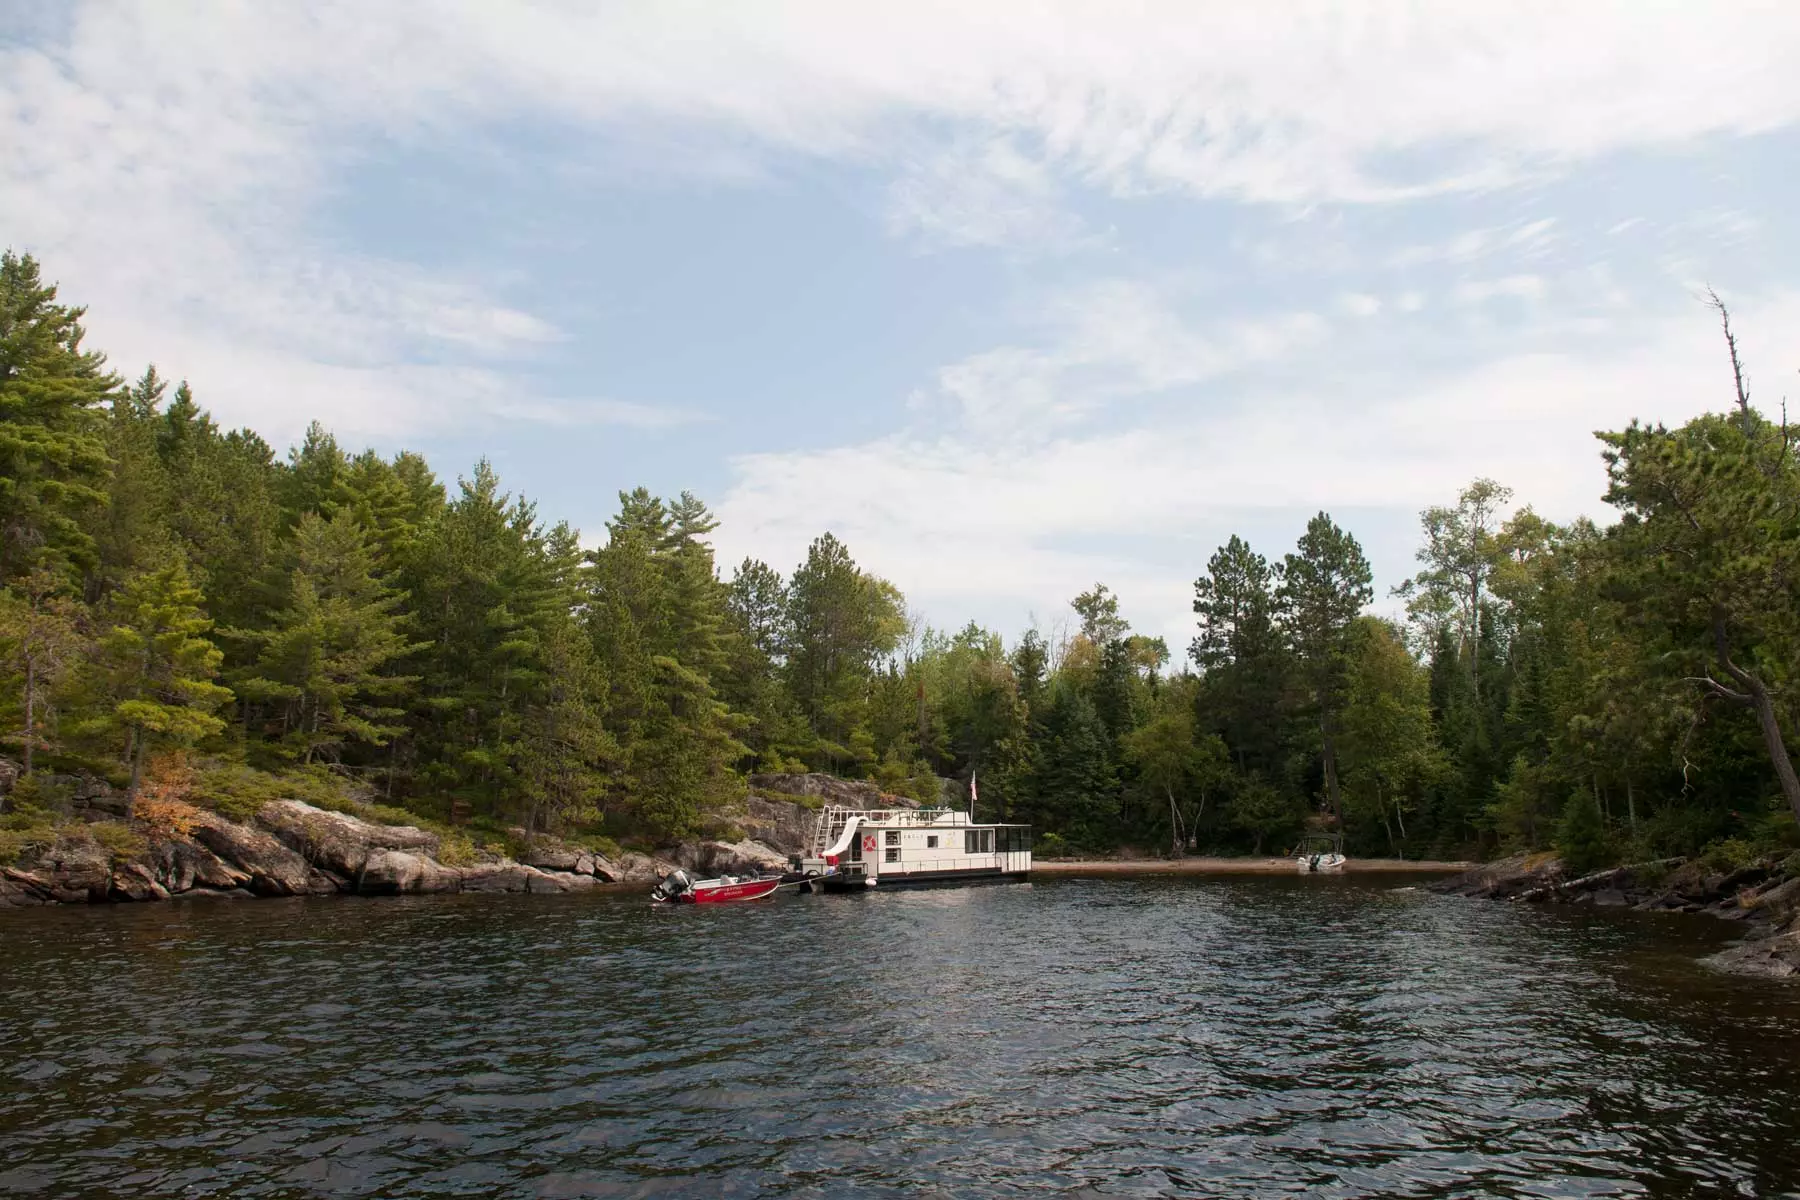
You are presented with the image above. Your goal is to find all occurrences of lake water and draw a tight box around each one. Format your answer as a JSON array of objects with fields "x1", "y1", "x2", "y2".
[{"x1": 4, "y1": 875, "x2": 1800, "y2": 1198}]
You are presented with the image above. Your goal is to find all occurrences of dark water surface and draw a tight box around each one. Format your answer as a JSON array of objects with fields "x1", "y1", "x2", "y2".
[{"x1": 5, "y1": 876, "x2": 1800, "y2": 1198}]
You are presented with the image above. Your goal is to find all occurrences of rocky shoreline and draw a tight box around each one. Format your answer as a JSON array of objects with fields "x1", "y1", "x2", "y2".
[
  {"x1": 0, "y1": 772, "x2": 914, "y2": 910},
  {"x1": 1429, "y1": 852, "x2": 1800, "y2": 979}
]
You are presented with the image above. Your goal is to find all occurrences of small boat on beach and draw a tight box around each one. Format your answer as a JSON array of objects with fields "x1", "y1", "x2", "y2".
[
  {"x1": 1296, "y1": 833, "x2": 1346, "y2": 873},
  {"x1": 650, "y1": 869, "x2": 783, "y2": 904}
]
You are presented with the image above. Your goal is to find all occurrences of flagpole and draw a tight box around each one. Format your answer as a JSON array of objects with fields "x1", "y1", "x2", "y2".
[{"x1": 969, "y1": 767, "x2": 977, "y2": 822}]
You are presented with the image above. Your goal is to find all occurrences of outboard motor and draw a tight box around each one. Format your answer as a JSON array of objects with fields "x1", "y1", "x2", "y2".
[{"x1": 651, "y1": 869, "x2": 693, "y2": 903}]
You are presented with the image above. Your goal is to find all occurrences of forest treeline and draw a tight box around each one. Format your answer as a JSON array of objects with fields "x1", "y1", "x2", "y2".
[{"x1": 3, "y1": 249, "x2": 1798, "y2": 865}]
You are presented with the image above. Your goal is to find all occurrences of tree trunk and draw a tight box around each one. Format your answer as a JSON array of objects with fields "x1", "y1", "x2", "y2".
[
  {"x1": 1377, "y1": 780, "x2": 1395, "y2": 856},
  {"x1": 1624, "y1": 775, "x2": 1638, "y2": 833},
  {"x1": 1167, "y1": 783, "x2": 1182, "y2": 859},
  {"x1": 1750, "y1": 682, "x2": 1800, "y2": 825},
  {"x1": 1319, "y1": 702, "x2": 1345, "y2": 843},
  {"x1": 22, "y1": 656, "x2": 35, "y2": 777},
  {"x1": 1702, "y1": 607, "x2": 1800, "y2": 825}
]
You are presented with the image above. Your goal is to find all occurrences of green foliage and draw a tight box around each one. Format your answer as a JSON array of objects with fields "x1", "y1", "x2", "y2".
[
  {"x1": 1699, "y1": 837, "x2": 1758, "y2": 875},
  {"x1": 1556, "y1": 791, "x2": 1611, "y2": 877},
  {"x1": 87, "y1": 820, "x2": 146, "y2": 864},
  {"x1": 233, "y1": 510, "x2": 421, "y2": 764},
  {"x1": 0, "y1": 798, "x2": 60, "y2": 865},
  {"x1": 0, "y1": 251, "x2": 115, "y2": 585},
  {"x1": 3, "y1": 251, "x2": 1796, "y2": 870},
  {"x1": 88, "y1": 561, "x2": 233, "y2": 794}
]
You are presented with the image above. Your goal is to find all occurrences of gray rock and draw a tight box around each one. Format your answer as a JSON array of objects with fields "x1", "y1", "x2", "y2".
[
  {"x1": 180, "y1": 887, "x2": 255, "y2": 900},
  {"x1": 34, "y1": 838, "x2": 113, "y2": 902},
  {"x1": 190, "y1": 813, "x2": 334, "y2": 897},
  {"x1": 110, "y1": 863, "x2": 170, "y2": 903},
  {"x1": 0, "y1": 868, "x2": 49, "y2": 907},
  {"x1": 516, "y1": 839, "x2": 584, "y2": 872},
  {"x1": 1707, "y1": 922, "x2": 1800, "y2": 978},
  {"x1": 149, "y1": 837, "x2": 251, "y2": 894},
  {"x1": 611, "y1": 852, "x2": 679, "y2": 884},
  {"x1": 669, "y1": 839, "x2": 789, "y2": 876},
  {"x1": 357, "y1": 850, "x2": 462, "y2": 895},
  {"x1": 460, "y1": 864, "x2": 538, "y2": 893},
  {"x1": 257, "y1": 799, "x2": 440, "y2": 877},
  {"x1": 741, "y1": 795, "x2": 816, "y2": 856},
  {"x1": 746, "y1": 772, "x2": 918, "y2": 810}
]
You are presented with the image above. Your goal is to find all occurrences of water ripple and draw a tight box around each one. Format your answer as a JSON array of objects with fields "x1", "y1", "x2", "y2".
[{"x1": 5, "y1": 876, "x2": 1800, "y2": 1197}]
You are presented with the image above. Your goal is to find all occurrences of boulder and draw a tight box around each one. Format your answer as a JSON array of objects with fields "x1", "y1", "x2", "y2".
[
  {"x1": 0, "y1": 868, "x2": 50, "y2": 907},
  {"x1": 669, "y1": 839, "x2": 790, "y2": 876},
  {"x1": 1707, "y1": 919, "x2": 1800, "y2": 979},
  {"x1": 70, "y1": 777, "x2": 129, "y2": 820},
  {"x1": 257, "y1": 800, "x2": 440, "y2": 877},
  {"x1": 460, "y1": 863, "x2": 544, "y2": 893},
  {"x1": 516, "y1": 840, "x2": 582, "y2": 873},
  {"x1": 33, "y1": 838, "x2": 113, "y2": 902},
  {"x1": 741, "y1": 795, "x2": 816, "y2": 856},
  {"x1": 1428, "y1": 854, "x2": 1565, "y2": 900},
  {"x1": 110, "y1": 862, "x2": 170, "y2": 903},
  {"x1": 357, "y1": 850, "x2": 462, "y2": 896},
  {"x1": 574, "y1": 853, "x2": 619, "y2": 883},
  {"x1": 190, "y1": 812, "x2": 336, "y2": 897},
  {"x1": 148, "y1": 837, "x2": 251, "y2": 894},
  {"x1": 611, "y1": 851, "x2": 679, "y2": 884}
]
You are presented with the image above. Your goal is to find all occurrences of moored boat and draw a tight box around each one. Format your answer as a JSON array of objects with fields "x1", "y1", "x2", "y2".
[
  {"x1": 651, "y1": 869, "x2": 783, "y2": 904},
  {"x1": 792, "y1": 803, "x2": 1032, "y2": 892},
  {"x1": 1295, "y1": 833, "x2": 1346, "y2": 873}
]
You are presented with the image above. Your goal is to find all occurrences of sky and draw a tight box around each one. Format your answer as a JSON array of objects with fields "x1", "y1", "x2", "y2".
[{"x1": 3, "y1": 1, "x2": 1799, "y2": 655}]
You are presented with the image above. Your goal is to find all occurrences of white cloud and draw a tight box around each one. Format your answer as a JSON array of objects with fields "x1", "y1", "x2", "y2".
[
  {"x1": 1341, "y1": 293, "x2": 1383, "y2": 317},
  {"x1": 887, "y1": 136, "x2": 1088, "y2": 250},
  {"x1": 922, "y1": 280, "x2": 1330, "y2": 438},
  {"x1": 6, "y1": 2, "x2": 1799, "y2": 444},
  {"x1": 716, "y1": 289, "x2": 1800, "y2": 650},
  {"x1": 1452, "y1": 274, "x2": 1549, "y2": 306}
]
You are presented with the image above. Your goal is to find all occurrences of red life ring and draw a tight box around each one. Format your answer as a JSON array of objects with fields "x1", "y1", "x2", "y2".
[{"x1": 862, "y1": 834, "x2": 878, "y2": 853}]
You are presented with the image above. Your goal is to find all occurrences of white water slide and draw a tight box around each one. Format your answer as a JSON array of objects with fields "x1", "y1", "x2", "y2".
[{"x1": 820, "y1": 814, "x2": 864, "y2": 858}]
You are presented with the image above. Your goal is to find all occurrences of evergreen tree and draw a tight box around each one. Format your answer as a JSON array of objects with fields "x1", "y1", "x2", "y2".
[
  {"x1": 237, "y1": 510, "x2": 421, "y2": 764},
  {"x1": 90, "y1": 561, "x2": 233, "y2": 799},
  {"x1": 1277, "y1": 512, "x2": 1374, "y2": 843},
  {"x1": 0, "y1": 251, "x2": 115, "y2": 585},
  {"x1": 0, "y1": 568, "x2": 85, "y2": 781}
]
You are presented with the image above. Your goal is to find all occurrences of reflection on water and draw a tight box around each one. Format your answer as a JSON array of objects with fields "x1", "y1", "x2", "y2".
[{"x1": 4, "y1": 876, "x2": 1800, "y2": 1197}]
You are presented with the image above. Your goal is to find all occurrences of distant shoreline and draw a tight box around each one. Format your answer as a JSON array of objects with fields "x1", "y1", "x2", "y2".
[{"x1": 1032, "y1": 856, "x2": 1471, "y2": 876}]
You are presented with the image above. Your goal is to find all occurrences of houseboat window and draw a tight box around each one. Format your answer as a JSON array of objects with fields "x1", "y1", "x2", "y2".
[
  {"x1": 926, "y1": 835, "x2": 938, "y2": 848},
  {"x1": 884, "y1": 847, "x2": 900, "y2": 863},
  {"x1": 884, "y1": 830, "x2": 901, "y2": 847},
  {"x1": 964, "y1": 829, "x2": 996, "y2": 854}
]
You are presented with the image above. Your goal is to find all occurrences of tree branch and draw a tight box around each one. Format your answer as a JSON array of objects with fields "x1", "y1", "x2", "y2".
[{"x1": 1686, "y1": 674, "x2": 1751, "y2": 706}]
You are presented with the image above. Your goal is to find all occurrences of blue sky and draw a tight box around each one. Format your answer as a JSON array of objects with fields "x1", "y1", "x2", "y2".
[{"x1": 4, "y1": 2, "x2": 1799, "y2": 653}]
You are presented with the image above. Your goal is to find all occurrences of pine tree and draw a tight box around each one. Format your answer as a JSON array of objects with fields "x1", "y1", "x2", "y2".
[
  {"x1": 92, "y1": 561, "x2": 233, "y2": 799},
  {"x1": 237, "y1": 510, "x2": 422, "y2": 764},
  {"x1": 1277, "y1": 512, "x2": 1374, "y2": 843},
  {"x1": 0, "y1": 568, "x2": 85, "y2": 781},
  {"x1": 0, "y1": 251, "x2": 116, "y2": 585}
]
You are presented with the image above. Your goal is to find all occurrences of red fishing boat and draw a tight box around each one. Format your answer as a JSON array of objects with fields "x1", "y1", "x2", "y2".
[{"x1": 651, "y1": 869, "x2": 783, "y2": 904}]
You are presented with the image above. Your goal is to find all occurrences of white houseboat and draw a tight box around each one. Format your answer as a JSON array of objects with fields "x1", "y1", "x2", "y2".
[{"x1": 794, "y1": 805, "x2": 1032, "y2": 891}]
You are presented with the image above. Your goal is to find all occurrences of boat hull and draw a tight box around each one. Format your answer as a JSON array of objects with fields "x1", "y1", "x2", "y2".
[
  {"x1": 685, "y1": 878, "x2": 782, "y2": 903},
  {"x1": 816, "y1": 867, "x2": 1029, "y2": 893}
]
